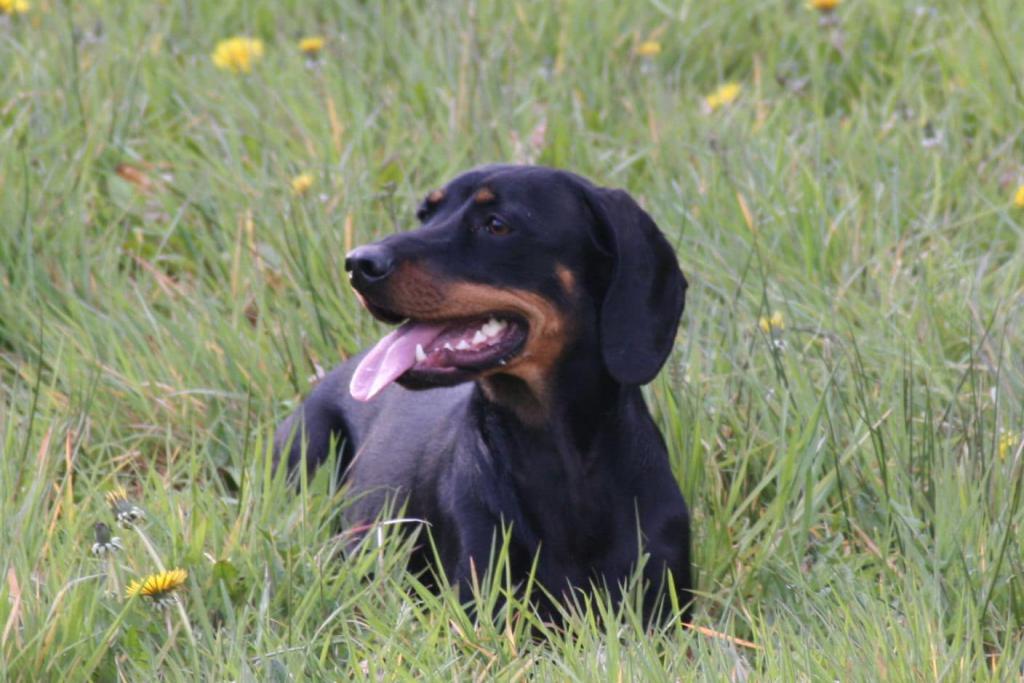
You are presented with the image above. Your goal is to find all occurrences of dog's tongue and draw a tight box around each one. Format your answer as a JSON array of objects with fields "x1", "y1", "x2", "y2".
[{"x1": 349, "y1": 321, "x2": 447, "y2": 401}]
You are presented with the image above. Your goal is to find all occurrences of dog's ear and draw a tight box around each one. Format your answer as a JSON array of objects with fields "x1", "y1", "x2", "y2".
[{"x1": 584, "y1": 186, "x2": 687, "y2": 385}]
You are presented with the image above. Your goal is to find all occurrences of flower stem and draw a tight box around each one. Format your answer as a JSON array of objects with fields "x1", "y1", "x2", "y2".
[
  {"x1": 174, "y1": 597, "x2": 197, "y2": 648},
  {"x1": 132, "y1": 525, "x2": 197, "y2": 648},
  {"x1": 106, "y1": 554, "x2": 120, "y2": 597},
  {"x1": 132, "y1": 525, "x2": 166, "y2": 572}
]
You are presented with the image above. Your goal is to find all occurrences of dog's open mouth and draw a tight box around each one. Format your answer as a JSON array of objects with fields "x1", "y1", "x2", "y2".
[{"x1": 350, "y1": 314, "x2": 528, "y2": 401}]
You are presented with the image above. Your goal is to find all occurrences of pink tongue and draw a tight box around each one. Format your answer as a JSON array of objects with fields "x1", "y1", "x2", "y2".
[{"x1": 349, "y1": 321, "x2": 448, "y2": 401}]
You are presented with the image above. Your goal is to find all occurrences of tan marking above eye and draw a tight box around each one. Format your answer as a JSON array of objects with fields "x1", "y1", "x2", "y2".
[
  {"x1": 427, "y1": 189, "x2": 445, "y2": 204},
  {"x1": 555, "y1": 264, "x2": 576, "y2": 295},
  {"x1": 474, "y1": 187, "x2": 496, "y2": 204}
]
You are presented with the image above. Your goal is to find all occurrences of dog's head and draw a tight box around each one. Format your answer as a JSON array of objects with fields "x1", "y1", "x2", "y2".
[{"x1": 345, "y1": 165, "x2": 687, "y2": 404}]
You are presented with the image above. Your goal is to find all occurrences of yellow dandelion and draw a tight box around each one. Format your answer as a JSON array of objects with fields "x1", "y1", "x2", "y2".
[
  {"x1": 705, "y1": 82, "x2": 742, "y2": 112},
  {"x1": 299, "y1": 36, "x2": 325, "y2": 55},
  {"x1": 126, "y1": 568, "x2": 188, "y2": 608},
  {"x1": 758, "y1": 311, "x2": 785, "y2": 334},
  {"x1": 999, "y1": 431, "x2": 1019, "y2": 460},
  {"x1": 211, "y1": 36, "x2": 265, "y2": 74},
  {"x1": 808, "y1": 0, "x2": 841, "y2": 10},
  {"x1": 1014, "y1": 184, "x2": 1024, "y2": 208},
  {"x1": 291, "y1": 173, "x2": 314, "y2": 196},
  {"x1": 635, "y1": 41, "x2": 662, "y2": 58},
  {"x1": 0, "y1": 0, "x2": 29, "y2": 14}
]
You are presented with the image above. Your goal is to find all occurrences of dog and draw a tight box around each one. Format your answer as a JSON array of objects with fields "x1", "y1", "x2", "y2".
[{"x1": 275, "y1": 165, "x2": 691, "y2": 623}]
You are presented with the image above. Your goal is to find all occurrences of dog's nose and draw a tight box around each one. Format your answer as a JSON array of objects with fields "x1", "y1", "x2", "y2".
[{"x1": 345, "y1": 245, "x2": 395, "y2": 285}]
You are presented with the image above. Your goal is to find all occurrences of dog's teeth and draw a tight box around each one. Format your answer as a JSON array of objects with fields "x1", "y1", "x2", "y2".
[
  {"x1": 415, "y1": 344, "x2": 427, "y2": 362},
  {"x1": 444, "y1": 343, "x2": 454, "y2": 351},
  {"x1": 456, "y1": 340, "x2": 471, "y2": 350},
  {"x1": 472, "y1": 330, "x2": 487, "y2": 344},
  {"x1": 481, "y1": 318, "x2": 505, "y2": 337}
]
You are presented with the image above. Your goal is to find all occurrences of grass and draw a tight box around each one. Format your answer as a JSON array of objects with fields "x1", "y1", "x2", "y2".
[{"x1": 2, "y1": 0, "x2": 1023, "y2": 679}]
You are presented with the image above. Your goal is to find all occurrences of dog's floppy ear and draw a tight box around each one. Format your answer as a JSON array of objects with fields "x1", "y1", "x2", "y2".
[{"x1": 585, "y1": 186, "x2": 687, "y2": 385}]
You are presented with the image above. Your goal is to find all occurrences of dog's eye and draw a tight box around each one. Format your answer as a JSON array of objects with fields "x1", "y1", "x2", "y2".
[{"x1": 484, "y1": 215, "x2": 511, "y2": 236}]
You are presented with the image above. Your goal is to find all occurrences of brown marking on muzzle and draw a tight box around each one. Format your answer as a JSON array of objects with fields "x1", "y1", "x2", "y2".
[
  {"x1": 366, "y1": 262, "x2": 573, "y2": 418},
  {"x1": 371, "y1": 261, "x2": 448, "y2": 314},
  {"x1": 427, "y1": 189, "x2": 445, "y2": 204}
]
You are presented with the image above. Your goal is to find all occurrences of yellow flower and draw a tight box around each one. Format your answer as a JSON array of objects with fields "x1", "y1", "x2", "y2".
[
  {"x1": 635, "y1": 41, "x2": 662, "y2": 58},
  {"x1": 808, "y1": 0, "x2": 841, "y2": 10},
  {"x1": 299, "y1": 36, "x2": 325, "y2": 55},
  {"x1": 999, "y1": 431, "x2": 1019, "y2": 460},
  {"x1": 0, "y1": 0, "x2": 29, "y2": 14},
  {"x1": 705, "y1": 82, "x2": 742, "y2": 112},
  {"x1": 211, "y1": 37, "x2": 265, "y2": 74},
  {"x1": 758, "y1": 311, "x2": 785, "y2": 334},
  {"x1": 1014, "y1": 184, "x2": 1024, "y2": 208},
  {"x1": 291, "y1": 173, "x2": 314, "y2": 195},
  {"x1": 126, "y1": 568, "x2": 188, "y2": 607}
]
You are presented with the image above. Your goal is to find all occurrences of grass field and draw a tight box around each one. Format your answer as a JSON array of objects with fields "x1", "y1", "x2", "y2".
[{"x1": 2, "y1": 0, "x2": 1024, "y2": 679}]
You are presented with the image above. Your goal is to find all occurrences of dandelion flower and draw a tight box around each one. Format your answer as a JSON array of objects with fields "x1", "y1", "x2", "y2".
[
  {"x1": 704, "y1": 82, "x2": 742, "y2": 112},
  {"x1": 1014, "y1": 184, "x2": 1024, "y2": 208},
  {"x1": 106, "y1": 486, "x2": 145, "y2": 527},
  {"x1": 291, "y1": 173, "x2": 314, "y2": 195},
  {"x1": 758, "y1": 311, "x2": 785, "y2": 334},
  {"x1": 91, "y1": 522, "x2": 123, "y2": 556},
  {"x1": 212, "y1": 36, "x2": 265, "y2": 74},
  {"x1": 0, "y1": 0, "x2": 29, "y2": 14},
  {"x1": 1000, "y1": 431, "x2": 1019, "y2": 460},
  {"x1": 759, "y1": 311, "x2": 787, "y2": 350},
  {"x1": 126, "y1": 568, "x2": 188, "y2": 609},
  {"x1": 808, "y1": 0, "x2": 841, "y2": 10},
  {"x1": 299, "y1": 36, "x2": 325, "y2": 55},
  {"x1": 635, "y1": 41, "x2": 662, "y2": 58}
]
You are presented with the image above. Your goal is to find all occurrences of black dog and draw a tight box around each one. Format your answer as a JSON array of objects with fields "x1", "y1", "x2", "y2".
[{"x1": 275, "y1": 165, "x2": 691, "y2": 623}]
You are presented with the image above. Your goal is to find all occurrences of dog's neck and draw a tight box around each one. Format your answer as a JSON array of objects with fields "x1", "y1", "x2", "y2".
[
  {"x1": 471, "y1": 367, "x2": 649, "y2": 552},
  {"x1": 474, "y1": 345, "x2": 647, "y2": 475}
]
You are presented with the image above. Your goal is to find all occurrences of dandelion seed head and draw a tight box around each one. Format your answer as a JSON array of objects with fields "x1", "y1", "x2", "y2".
[{"x1": 91, "y1": 522, "x2": 123, "y2": 556}]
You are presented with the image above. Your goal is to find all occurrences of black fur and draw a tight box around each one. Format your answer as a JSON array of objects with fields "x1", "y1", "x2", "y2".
[{"x1": 275, "y1": 165, "x2": 691, "y2": 624}]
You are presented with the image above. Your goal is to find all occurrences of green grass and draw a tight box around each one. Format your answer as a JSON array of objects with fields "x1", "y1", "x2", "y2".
[{"x1": 2, "y1": 0, "x2": 1024, "y2": 679}]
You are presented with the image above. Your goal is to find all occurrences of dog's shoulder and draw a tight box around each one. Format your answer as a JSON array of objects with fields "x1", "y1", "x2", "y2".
[{"x1": 274, "y1": 350, "x2": 476, "y2": 477}]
